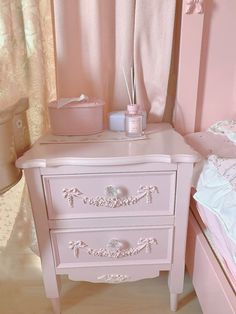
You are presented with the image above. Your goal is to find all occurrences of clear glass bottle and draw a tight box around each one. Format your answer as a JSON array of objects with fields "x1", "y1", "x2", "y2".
[{"x1": 125, "y1": 104, "x2": 143, "y2": 137}]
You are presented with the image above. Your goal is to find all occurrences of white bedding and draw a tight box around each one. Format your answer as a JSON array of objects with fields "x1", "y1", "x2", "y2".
[
  {"x1": 194, "y1": 157, "x2": 236, "y2": 244},
  {"x1": 185, "y1": 125, "x2": 236, "y2": 245}
]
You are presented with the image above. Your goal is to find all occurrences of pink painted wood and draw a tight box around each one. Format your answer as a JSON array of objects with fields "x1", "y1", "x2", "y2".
[
  {"x1": 43, "y1": 171, "x2": 176, "y2": 219},
  {"x1": 16, "y1": 124, "x2": 200, "y2": 169},
  {"x1": 168, "y1": 163, "x2": 193, "y2": 311},
  {"x1": 51, "y1": 226, "x2": 173, "y2": 268},
  {"x1": 173, "y1": 1, "x2": 204, "y2": 135},
  {"x1": 24, "y1": 168, "x2": 62, "y2": 312},
  {"x1": 197, "y1": 202, "x2": 236, "y2": 285},
  {"x1": 186, "y1": 210, "x2": 236, "y2": 314},
  {"x1": 17, "y1": 124, "x2": 199, "y2": 313},
  {"x1": 65, "y1": 265, "x2": 161, "y2": 283}
]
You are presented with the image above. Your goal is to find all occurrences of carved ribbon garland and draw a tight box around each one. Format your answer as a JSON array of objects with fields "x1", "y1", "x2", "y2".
[
  {"x1": 63, "y1": 185, "x2": 159, "y2": 208},
  {"x1": 69, "y1": 237, "x2": 158, "y2": 259}
]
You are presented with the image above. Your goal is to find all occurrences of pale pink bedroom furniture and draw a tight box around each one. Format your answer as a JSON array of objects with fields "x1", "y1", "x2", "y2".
[
  {"x1": 16, "y1": 0, "x2": 236, "y2": 314},
  {"x1": 16, "y1": 124, "x2": 199, "y2": 313}
]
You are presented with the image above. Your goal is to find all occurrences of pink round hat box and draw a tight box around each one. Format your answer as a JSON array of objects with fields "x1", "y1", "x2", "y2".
[{"x1": 48, "y1": 98, "x2": 104, "y2": 135}]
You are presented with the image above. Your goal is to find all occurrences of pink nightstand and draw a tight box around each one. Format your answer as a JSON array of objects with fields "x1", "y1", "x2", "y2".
[{"x1": 16, "y1": 124, "x2": 200, "y2": 313}]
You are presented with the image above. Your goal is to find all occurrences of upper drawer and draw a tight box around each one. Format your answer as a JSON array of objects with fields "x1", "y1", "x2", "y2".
[{"x1": 43, "y1": 171, "x2": 176, "y2": 219}]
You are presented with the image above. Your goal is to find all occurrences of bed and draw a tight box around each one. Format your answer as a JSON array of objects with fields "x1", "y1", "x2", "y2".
[
  {"x1": 173, "y1": 1, "x2": 236, "y2": 313},
  {"x1": 184, "y1": 125, "x2": 236, "y2": 314}
]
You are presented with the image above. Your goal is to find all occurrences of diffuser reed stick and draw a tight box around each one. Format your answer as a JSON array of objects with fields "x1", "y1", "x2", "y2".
[
  {"x1": 131, "y1": 66, "x2": 136, "y2": 104},
  {"x1": 122, "y1": 66, "x2": 132, "y2": 104}
]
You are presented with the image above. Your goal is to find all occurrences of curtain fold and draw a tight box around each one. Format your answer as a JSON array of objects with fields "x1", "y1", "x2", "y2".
[
  {"x1": 134, "y1": 0, "x2": 176, "y2": 122},
  {"x1": 54, "y1": 0, "x2": 176, "y2": 122}
]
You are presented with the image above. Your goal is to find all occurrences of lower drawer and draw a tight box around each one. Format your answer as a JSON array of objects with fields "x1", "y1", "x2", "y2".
[
  {"x1": 57, "y1": 265, "x2": 165, "y2": 283},
  {"x1": 51, "y1": 226, "x2": 173, "y2": 269}
]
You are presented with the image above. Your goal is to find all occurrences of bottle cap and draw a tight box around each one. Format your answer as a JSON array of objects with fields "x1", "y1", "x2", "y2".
[{"x1": 127, "y1": 104, "x2": 138, "y2": 114}]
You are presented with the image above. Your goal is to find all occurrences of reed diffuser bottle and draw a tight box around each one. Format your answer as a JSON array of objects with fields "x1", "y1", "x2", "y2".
[
  {"x1": 123, "y1": 65, "x2": 143, "y2": 137},
  {"x1": 125, "y1": 104, "x2": 143, "y2": 137}
]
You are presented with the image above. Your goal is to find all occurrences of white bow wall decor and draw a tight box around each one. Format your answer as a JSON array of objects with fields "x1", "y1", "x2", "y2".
[{"x1": 185, "y1": 0, "x2": 204, "y2": 14}]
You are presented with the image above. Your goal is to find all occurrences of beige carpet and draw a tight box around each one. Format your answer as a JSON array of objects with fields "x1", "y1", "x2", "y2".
[{"x1": 0, "y1": 237, "x2": 202, "y2": 314}]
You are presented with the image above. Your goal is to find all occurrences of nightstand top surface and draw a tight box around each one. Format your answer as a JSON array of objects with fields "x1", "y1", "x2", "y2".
[{"x1": 16, "y1": 124, "x2": 200, "y2": 168}]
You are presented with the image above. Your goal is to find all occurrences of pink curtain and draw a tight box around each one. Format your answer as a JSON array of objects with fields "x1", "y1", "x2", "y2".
[{"x1": 53, "y1": 0, "x2": 176, "y2": 123}]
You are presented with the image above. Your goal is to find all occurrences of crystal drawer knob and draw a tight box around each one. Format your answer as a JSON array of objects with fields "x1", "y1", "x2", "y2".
[
  {"x1": 105, "y1": 185, "x2": 122, "y2": 198},
  {"x1": 106, "y1": 239, "x2": 124, "y2": 252}
]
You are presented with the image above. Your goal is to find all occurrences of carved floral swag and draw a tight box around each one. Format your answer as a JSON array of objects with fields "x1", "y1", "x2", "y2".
[{"x1": 0, "y1": 0, "x2": 56, "y2": 249}]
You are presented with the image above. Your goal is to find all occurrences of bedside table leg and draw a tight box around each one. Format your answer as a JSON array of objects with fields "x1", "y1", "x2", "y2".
[
  {"x1": 170, "y1": 293, "x2": 178, "y2": 312},
  {"x1": 50, "y1": 298, "x2": 61, "y2": 314}
]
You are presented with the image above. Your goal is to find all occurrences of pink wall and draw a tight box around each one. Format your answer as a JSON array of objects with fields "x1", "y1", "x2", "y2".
[{"x1": 196, "y1": 0, "x2": 236, "y2": 131}]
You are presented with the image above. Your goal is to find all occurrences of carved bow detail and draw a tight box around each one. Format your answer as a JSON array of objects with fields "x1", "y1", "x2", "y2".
[
  {"x1": 62, "y1": 188, "x2": 83, "y2": 208},
  {"x1": 137, "y1": 186, "x2": 159, "y2": 204},
  {"x1": 68, "y1": 240, "x2": 87, "y2": 258}
]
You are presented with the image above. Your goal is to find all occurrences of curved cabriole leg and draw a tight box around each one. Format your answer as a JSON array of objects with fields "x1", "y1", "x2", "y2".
[
  {"x1": 50, "y1": 298, "x2": 61, "y2": 314},
  {"x1": 170, "y1": 293, "x2": 178, "y2": 312}
]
